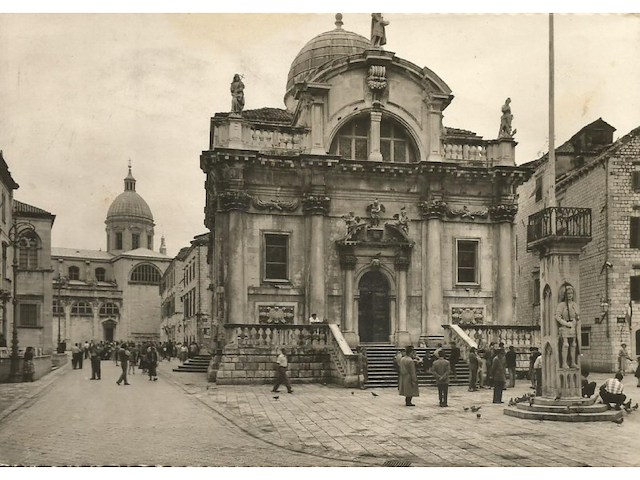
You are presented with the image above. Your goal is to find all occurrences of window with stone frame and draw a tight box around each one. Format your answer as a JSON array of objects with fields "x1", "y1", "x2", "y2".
[
  {"x1": 52, "y1": 299, "x2": 64, "y2": 316},
  {"x1": 99, "y1": 302, "x2": 119, "y2": 316},
  {"x1": 456, "y1": 239, "x2": 479, "y2": 285},
  {"x1": 68, "y1": 266, "x2": 80, "y2": 281},
  {"x1": 631, "y1": 217, "x2": 640, "y2": 248},
  {"x1": 631, "y1": 275, "x2": 640, "y2": 302},
  {"x1": 18, "y1": 231, "x2": 39, "y2": 270},
  {"x1": 264, "y1": 233, "x2": 289, "y2": 282},
  {"x1": 130, "y1": 263, "x2": 161, "y2": 285},
  {"x1": 329, "y1": 115, "x2": 418, "y2": 162},
  {"x1": 534, "y1": 176, "x2": 543, "y2": 202},
  {"x1": 633, "y1": 171, "x2": 640, "y2": 192},
  {"x1": 115, "y1": 231, "x2": 123, "y2": 250},
  {"x1": 532, "y1": 272, "x2": 540, "y2": 305},
  {"x1": 147, "y1": 234, "x2": 153, "y2": 250},
  {"x1": 95, "y1": 267, "x2": 106, "y2": 282},
  {"x1": 580, "y1": 327, "x2": 591, "y2": 349},
  {"x1": 132, "y1": 233, "x2": 140, "y2": 250},
  {"x1": 18, "y1": 302, "x2": 40, "y2": 327},
  {"x1": 71, "y1": 302, "x2": 92, "y2": 316}
]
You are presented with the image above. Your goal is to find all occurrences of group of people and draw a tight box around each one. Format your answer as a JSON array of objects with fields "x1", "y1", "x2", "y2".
[{"x1": 394, "y1": 342, "x2": 522, "y2": 407}]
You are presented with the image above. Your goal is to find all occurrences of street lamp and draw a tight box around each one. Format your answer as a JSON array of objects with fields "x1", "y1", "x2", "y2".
[
  {"x1": 8, "y1": 217, "x2": 36, "y2": 383},
  {"x1": 55, "y1": 271, "x2": 67, "y2": 353}
]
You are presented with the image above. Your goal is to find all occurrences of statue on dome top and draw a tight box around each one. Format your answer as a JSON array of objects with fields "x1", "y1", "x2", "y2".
[
  {"x1": 498, "y1": 97, "x2": 517, "y2": 138},
  {"x1": 371, "y1": 13, "x2": 389, "y2": 48}
]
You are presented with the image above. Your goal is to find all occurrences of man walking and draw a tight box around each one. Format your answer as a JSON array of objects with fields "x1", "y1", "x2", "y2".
[
  {"x1": 468, "y1": 347, "x2": 479, "y2": 392},
  {"x1": 491, "y1": 348, "x2": 507, "y2": 403},
  {"x1": 116, "y1": 344, "x2": 130, "y2": 386},
  {"x1": 272, "y1": 348, "x2": 293, "y2": 394},
  {"x1": 432, "y1": 350, "x2": 451, "y2": 407},
  {"x1": 506, "y1": 345, "x2": 517, "y2": 388},
  {"x1": 89, "y1": 344, "x2": 101, "y2": 380},
  {"x1": 398, "y1": 346, "x2": 419, "y2": 406}
]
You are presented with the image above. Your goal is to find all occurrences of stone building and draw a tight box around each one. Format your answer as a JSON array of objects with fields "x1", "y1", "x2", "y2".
[
  {"x1": 52, "y1": 166, "x2": 171, "y2": 346},
  {"x1": 515, "y1": 119, "x2": 640, "y2": 371},
  {"x1": 0, "y1": 151, "x2": 18, "y2": 348},
  {"x1": 160, "y1": 233, "x2": 212, "y2": 347},
  {"x1": 201, "y1": 15, "x2": 530, "y2": 351}
]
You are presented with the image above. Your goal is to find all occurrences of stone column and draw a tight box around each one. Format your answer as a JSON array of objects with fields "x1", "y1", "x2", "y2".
[
  {"x1": 302, "y1": 194, "x2": 330, "y2": 322},
  {"x1": 369, "y1": 110, "x2": 383, "y2": 161},
  {"x1": 395, "y1": 256, "x2": 411, "y2": 346},
  {"x1": 310, "y1": 101, "x2": 325, "y2": 155},
  {"x1": 219, "y1": 191, "x2": 251, "y2": 325},
  {"x1": 427, "y1": 107, "x2": 443, "y2": 162},
  {"x1": 420, "y1": 200, "x2": 447, "y2": 344},
  {"x1": 490, "y1": 203, "x2": 518, "y2": 325},
  {"x1": 63, "y1": 302, "x2": 72, "y2": 347},
  {"x1": 340, "y1": 254, "x2": 358, "y2": 348},
  {"x1": 91, "y1": 300, "x2": 102, "y2": 341}
]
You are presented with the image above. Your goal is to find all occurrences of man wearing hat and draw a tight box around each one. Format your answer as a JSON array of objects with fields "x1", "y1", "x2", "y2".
[
  {"x1": 618, "y1": 343, "x2": 632, "y2": 373},
  {"x1": 398, "y1": 345, "x2": 419, "y2": 406},
  {"x1": 491, "y1": 348, "x2": 507, "y2": 403}
]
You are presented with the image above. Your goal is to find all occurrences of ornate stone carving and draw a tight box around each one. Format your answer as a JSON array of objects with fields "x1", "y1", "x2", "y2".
[
  {"x1": 447, "y1": 205, "x2": 489, "y2": 221},
  {"x1": 367, "y1": 198, "x2": 385, "y2": 227},
  {"x1": 489, "y1": 203, "x2": 518, "y2": 222},
  {"x1": 498, "y1": 97, "x2": 517, "y2": 138},
  {"x1": 555, "y1": 283, "x2": 579, "y2": 368},
  {"x1": 218, "y1": 190, "x2": 252, "y2": 212},
  {"x1": 394, "y1": 255, "x2": 410, "y2": 271},
  {"x1": 451, "y1": 306, "x2": 485, "y2": 325},
  {"x1": 252, "y1": 197, "x2": 299, "y2": 212},
  {"x1": 258, "y1": 305, "x2": 295, "y2": 325},
  {"x1": 419, "y1": 199, "x2": 448, "y2": 219},
  {"x1": 367, "y1": 65, "x2": 387, "y2": 92},
  {"x1": 391, "y1": 206, "x2": 409, "y2": 234},
  {"x1": 340, "y1": 212, "x2": 368, "y2": 241},
  {"x1": 370, "y1": 253, "x2": 382, "y2": 269},
  {"x1": 302, "y1": 194, "x2": 330, "y2": 216}
]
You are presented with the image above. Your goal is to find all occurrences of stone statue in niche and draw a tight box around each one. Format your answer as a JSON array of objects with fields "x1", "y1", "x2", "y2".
[
  {"x1": 555, "y1": 283, "x2": 580, "y2": 368},
  {"x1": 498, "y1": 97, "x2": 517, "y2": 138},
  {"x1": 370, "y1": 13, "x2": 389, "y2": 48},
  {"x1": 230, "y1": 74, "x2": 245, "y2": 114},
  {"x1": 367, "y1": 198, "x2": 385, "y2": 227}
]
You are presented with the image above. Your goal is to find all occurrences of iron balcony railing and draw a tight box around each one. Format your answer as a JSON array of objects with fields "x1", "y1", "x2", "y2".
[{"x1": 527, "y1": 207, "x2": 591, "y2": 245}]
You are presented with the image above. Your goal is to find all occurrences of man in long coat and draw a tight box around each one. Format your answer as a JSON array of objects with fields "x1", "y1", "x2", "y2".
[{"x1": 399, "y1": 345, "x2": 419, "y2": 406}]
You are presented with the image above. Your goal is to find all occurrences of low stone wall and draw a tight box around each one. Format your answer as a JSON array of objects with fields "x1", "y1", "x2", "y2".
[
  {"x1": 0, "y1": 355, "x2": 52, "y2": 383},
  {"x1": 216, "y1": 346, "x2": 332, "y2": 385},
  {"x1": 52, "y1": 353, "x2": 68, "y2": 368}
]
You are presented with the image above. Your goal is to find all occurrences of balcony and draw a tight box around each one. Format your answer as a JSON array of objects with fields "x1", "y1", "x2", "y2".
[{"x1": 527, "y1": 207, "x2": 591, "y2": 251}]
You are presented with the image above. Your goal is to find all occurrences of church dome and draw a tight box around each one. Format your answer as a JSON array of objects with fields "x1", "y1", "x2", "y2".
[
  {"x1": 285, "y1": 14, "x2": 370, "y2": 94},
  {"x1": 106, "y1": 166, "x2": 154, "y2": 222}
]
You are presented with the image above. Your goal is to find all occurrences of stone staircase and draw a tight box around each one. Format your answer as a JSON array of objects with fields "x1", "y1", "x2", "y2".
[
  {"x1": 504, "y1": 396, "x2": 624, "y2": 422},
  {"x1": 172, "y1": 355, "x2": 211, "y2": 373},
  {"x1": 363, "y1": 344, "x2": 470, "y2": 388}
]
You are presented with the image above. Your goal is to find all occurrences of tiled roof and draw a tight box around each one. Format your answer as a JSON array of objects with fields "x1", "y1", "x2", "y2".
[
  {"x1": 444, "y1": 127, "x2": 478, "y2": 137},
  {"x1": 119, "y1": 247, "x2": 171, "y2": 259},
  {"x1": 52, "y1": 247, "x2": 114, "y2": 260},
  {"x1": 13, "y1": 199, "x2": 54, "y2": 218},
  {"x1": 215, "y1": 108, "x2": 294, "y2": 125}
]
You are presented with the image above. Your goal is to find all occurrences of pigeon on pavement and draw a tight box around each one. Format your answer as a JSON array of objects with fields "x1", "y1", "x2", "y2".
[
  {"x1": 612, "y1": 417, "x2": 624, "y2": 425},
  {"x1": 273, "y1": 396, "x2": 279, "y2": 400},
  {"x1": 470, "y1": 406, "x2": 481, "y2": 412},
  {"x1": 476, "y1": 413, "x2": 481, "y2": 418},
  {"x1": 463, "y1": 407, "x2": 470, "y2": 411},
  {"x1": 371, "y1": 392, "x2": 379, "y2": 397}
]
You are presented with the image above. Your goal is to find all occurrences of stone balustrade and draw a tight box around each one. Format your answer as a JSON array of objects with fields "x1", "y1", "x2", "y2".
[
  {"x1": 326, "y1": 324, "x2": 361, "y2": 387},
  {"x1": 449, "y1": 324, "x2": 540, "y2": 352},
  {"x1": 224, "y1": 323, "x2": 329, "y2": 350},
  {"x1": 212, "y1": 120, "x2": 307, "y2": 152},
  {"x1": 443, "y1": 324, "x2": 478, "y2": 362},
  {"x1": 441, "y1": 142, "x2": 487, "y2": 162}
]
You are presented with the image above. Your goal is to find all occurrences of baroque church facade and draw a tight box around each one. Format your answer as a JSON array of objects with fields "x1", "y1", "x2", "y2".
[
  {"x1": 52, "y1": 166, "x2": 170, "y2": 346},
  {"x1": 201, "y1": 15, "x2": 530, "y2": 348}
]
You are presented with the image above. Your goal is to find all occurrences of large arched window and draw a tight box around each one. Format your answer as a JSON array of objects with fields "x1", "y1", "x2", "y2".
[
  {"x1": 130, "y1": 263, "x2": 161, "y2": 285},
  {"x1": 100, "y1": 302, "x2": 119, "y2": 316},
  {"x1": 330, "y1": 115, "x2": 418, "y2": 163},
  {"x1": 18, "y1": 231, "x2": 39, "y2": 269}
]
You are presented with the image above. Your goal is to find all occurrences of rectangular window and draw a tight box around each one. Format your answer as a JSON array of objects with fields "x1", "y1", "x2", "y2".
[
  {"x1": 339, "y1": 137, "x2": 352, "y2": 159},
  {"x1": 380, "y1": 139, "x2": 391, "y2": 162},
  {"x1": 631, "y1": 218, "x2": 640, "y2": 248},
  {"x1": 393, "y1": 139, "x2": 406, "y2": 163},
  {"x1": 633, "y1": 172, "x2": 640, "y2": 192},
  {"x1": 354, "y1": 138, "x2": 368, "y2": 160},
  {"x1": 456, "y1": 239, "x2": 478, "y2": 284},
  {"x1": 147, "y1": 235, "x2": 153, "y2": 250},
  {"x1": 132, "y1": 233, "x2": 140, "y2": 250},
  {"x1": 115, "y1": 232, "x2": 123, "y2": 250},
  {"x1": 264, "y1": 233, "x2": 289, "y2": 281},
  {"x1": 581, "y1": 328, "x2": 591, "y2": 349},
  {"x1": 631, "y1": 276, "x2": 640, "y2": 302},
  {"x1": 18, "y1": 303, "x2": 39, "y2": 327},
  {"x1": 535, "y1": 177, "x2": 543, "y2": 202}
]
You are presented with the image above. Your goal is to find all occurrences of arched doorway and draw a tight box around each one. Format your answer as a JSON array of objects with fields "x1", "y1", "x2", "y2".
[
  {"x1": 103, "y1": 319, "x2": 117, "y2": 342},
  {"x1": 358, "y1": 270, "x2": 390, "y2": 342}
]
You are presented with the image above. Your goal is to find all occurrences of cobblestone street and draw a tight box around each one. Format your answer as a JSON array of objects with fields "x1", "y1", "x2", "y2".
[{"x1": 1, "y1": 359, "x2": 639, "y2": 467}]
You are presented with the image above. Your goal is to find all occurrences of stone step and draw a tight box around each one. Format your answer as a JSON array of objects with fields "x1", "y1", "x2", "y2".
[{"x1": 504, "y1": 406, "x2": 624, "y2": 422}]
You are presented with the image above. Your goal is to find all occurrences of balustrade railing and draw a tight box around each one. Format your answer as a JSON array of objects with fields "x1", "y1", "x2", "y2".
[
  {"x1": 443, "y1": 324, "x2": 478, "y2": 362},
  {"x1": 223, "y1": 324, "x2": 329, "y2": 350},
  {"x1": 212, "y1": 121, "x2": 306, "y2": 152},
  {"x1": 441, "y1": 142, "x2": 487, "y2": 162},
  {"x1": 527, "y1": 207, "x2": 591, "y2": 245},
  {"x1": 449, "y1": 324, "x2": 540, "y2": 353}
]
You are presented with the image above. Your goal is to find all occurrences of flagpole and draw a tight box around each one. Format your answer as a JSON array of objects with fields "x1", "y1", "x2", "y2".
[{"x1": 546, "y1": 13, "x2": 557, "y2": 209}]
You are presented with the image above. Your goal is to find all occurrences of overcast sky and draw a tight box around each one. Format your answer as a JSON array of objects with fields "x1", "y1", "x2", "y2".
[{"x1": 0, "y1": 11, "x2": 638, "y2": 257}]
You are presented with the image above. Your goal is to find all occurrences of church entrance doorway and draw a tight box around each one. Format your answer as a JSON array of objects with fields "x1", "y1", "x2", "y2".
[
  {"x1": 103, "y1": 320, "x2": 116, "y2": 342},
  {"x1": 358, "y1": 270, "x2": 390, "y2": 343}
]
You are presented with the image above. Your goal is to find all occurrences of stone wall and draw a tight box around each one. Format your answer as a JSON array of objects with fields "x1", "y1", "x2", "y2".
[
  {"x1": 0, "y1": 355, "x2": 52, "y2": 383},
  {"x1": 215, "y1": 346, "x2": 332, "y2": 385}
]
